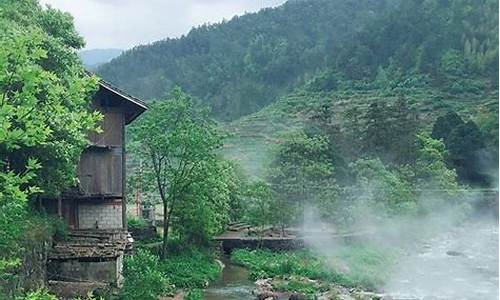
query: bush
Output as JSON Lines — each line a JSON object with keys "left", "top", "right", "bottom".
{"left": 122, "top": 249, "right": 169, "bottom": 300}
{"left": 16, "top": 290, "right": 57, "bottom": 300}
{"left": 161, "top": 249, "right": 221, "bottom": 289}
{"left": 184, "top": 289, "right": 203, "bottom": 300}
{"left": 127, "top": 217, "right": 148, "bottom": 229}
{"left": 121, "top": 248, "right": 222, "bottom": 300}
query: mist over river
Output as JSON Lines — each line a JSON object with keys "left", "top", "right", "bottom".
{"left": 384, "top": 219, "right": 499, "bottom": 300}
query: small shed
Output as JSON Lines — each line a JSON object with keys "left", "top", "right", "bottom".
{"left": 44, "top": 79, "right": 146, "bottom": 298}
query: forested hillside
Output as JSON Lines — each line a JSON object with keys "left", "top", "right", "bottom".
{"left": 97, "top": 0, "right": 395, "bottom": 120}
{"left": 98, "top": 0, "right": 498, "bottom": 122}
{"left": 222, "top": 0, "right": 499, "bottom": 188}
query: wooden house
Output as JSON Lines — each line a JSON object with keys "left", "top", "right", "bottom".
{"left": 51, "top": 80, "right": 146, "bottom": 230}
{"left": 45, "top": 79, "right": 146, "bottom": 298}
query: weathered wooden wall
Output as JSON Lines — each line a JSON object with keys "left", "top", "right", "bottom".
{"left": 77, "top": 98, "right": 124, "bottom": 197}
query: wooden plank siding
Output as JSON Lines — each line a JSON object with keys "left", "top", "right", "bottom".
{"left": 78, "top": 147, "right": 123, "bottom": 196}
{"left": 77, "top": 97, "right": 125, "bottom": 197}
{"left": 88, "top": 111, "right": 124, "bottom": 147}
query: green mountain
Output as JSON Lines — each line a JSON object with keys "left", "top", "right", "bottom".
{"left": 97, "top": 0, "right": 395, "bottom": 120}
{"left": 97, "top": 0, "right": 497, "bottom": 120}
{"left": 97, "top": 0, "right": 498, "bottom": 178}
{"left": 224, "top": 82, "right": 498, "bottom": 179}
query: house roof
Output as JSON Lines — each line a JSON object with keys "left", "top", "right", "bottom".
{"left": 85, "top": 71, "right": 147, "bottom": 124}
{"left": 97, "top": 79, "right": 148, "bottom": 124}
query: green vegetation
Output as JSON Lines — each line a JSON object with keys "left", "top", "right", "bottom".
{"left": 0, "top": 0, "right": 99, "bottom": 297}
{"left": 126, "top": 216, "right": 148, "bottom": 230}
{"left": 98, "top": 0, "right": 497, "bottom": 122}
{"left": 98, "top": 0, "right": 390, "bottom": 120}
{"left": 0, "top": 0, "right": 497, "bottom": 298}
{"left": 128, "top": 88, "right": 242, "bottom": 257}
{"left": 231, "top": 246, "right": 395, "bottom": 291}
{"left": 122, "top": 249, "right": 169, "bottom": 300}
{"left": 122, "top": 248, "right": 221, "bottom": 300}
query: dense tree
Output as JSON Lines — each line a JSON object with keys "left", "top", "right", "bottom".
{"left": 349, "top": 158, "right": 416, "bottom": 217}
{"left": 414, "top": 132, "right": 460, "bottom": 195}
{"left": 97, "top": 0, "right": 393, "bottom": 120}
{"left": 174, "top": 160, "right": 239, "bottom": 245}
{"left": 431, "top": 112, "right": 464, "bottom": 141}
{"left": 98, "top": 0, "right": 497, "bottom": 122}
{"left": 338, "top": 0, "right": 498, "bottom": 87}
{"left": 432, "top": 111, "right": 491, "bottom": 185}
{"left": 268, "top": 131, "right": 337, "bottom": 233}
{"left": 242, "top": 181, "right": 275, "bottom": 234}
{"left": 129, "top": 88, "right": 230, "bottom": 257}
{"left": 361, "top": 98, "right": 419, "bottom": 165}
{"left": 0, "top": 0, "right": 99, "bottom": 290}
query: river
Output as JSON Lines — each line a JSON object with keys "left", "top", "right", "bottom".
{"left": 204, "top": 257, "right": 255, "bottom": 300}
{"left": 384, "top": 219, "right": 499, "bottom": 300}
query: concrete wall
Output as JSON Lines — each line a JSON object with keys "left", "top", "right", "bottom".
{"left": 48, "top": 259, "right": 118, "bottom": 283}
{"left": 78, "top": 203, "right": 122, "bottom": 229}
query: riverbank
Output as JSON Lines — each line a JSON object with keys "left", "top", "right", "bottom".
{"left": 228, "top": 244, "right": 395, "bottom": 300}
{"left": 123, "top": 219, "right": 498, "bottom": 300}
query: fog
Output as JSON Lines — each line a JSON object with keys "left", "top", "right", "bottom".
{"left": 301, "top": 191, "right": 499, "bottom": 300}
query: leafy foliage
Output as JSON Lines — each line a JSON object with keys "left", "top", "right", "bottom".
{"left": 122, "top": 248, "right": 221, "bottom": 300}
{"left": 97, "top": 0, "right": 392, "bottom": 120}
{"left": 242, "top": 181, "right": 275, "bottom": 231}
{"left": 122, "top": 249, "right": 169, "bottom": 300}
{"left": 0, "top": 1, "right": 98, "bottom": 296}
{"left": 129, "top": 88, "right": 234, "bottom": 255}
{"left": 268, "top": 130, "right": 337, "bottom": 231}
{"left": 160, "top": 249, "right": 221, "bottom": 290}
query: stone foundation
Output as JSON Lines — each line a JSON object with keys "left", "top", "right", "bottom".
{"left": 47, "top": 230, "right": 131, "bottom": 298}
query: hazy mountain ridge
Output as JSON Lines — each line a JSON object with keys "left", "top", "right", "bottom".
{"left": 97, "top": 0, "right": 395, "bottom": 120}
{"left": 79, "top": 48, "right": 123, "bottom": 69}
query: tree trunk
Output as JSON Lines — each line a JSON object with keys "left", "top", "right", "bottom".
{"left": 161, "top": 203, "right": 169, "bottom": 259}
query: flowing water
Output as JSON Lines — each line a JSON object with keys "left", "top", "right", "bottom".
{"left": 384, "top": 219, "right": 499, "bottom": 300}
{"left": 204, "top": 257, "right": 255, "bottom": 300}
{"left": 204, "top": 220, "right": 498, "bottom": 300}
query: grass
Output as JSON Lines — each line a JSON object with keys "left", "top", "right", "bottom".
{"left": 273, "top": 278, "right": 330, "bottom": 299}
{"left": 122, "top": 246, "right": 222, "bottom": 300}
{"left": 161, "top": 249, "right": 221, "bottom": 290}
{"left": 231, "top": 243, "right": 397, "bottom": 291}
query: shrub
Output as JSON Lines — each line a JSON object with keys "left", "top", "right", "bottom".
{"left": 122, "top": 249, "right": 169, "bottom": 300}
{"left": 127, "top": 217, "right": 148, "bottom": 230}
{"left": 16, "top": 289, "right": 57, "bottom": 300}
{"left": 184, "top": 289, "right": 203, "bottom": 300}
{"left": 161, "top": 249, "right": 221, "bottom": 289}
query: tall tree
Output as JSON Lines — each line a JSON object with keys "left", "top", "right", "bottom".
{"left": 268, "top": 131, "right": 336, "bottom": 234}
{"left": 362, "top": 98, "right": 418, "bottom": 165}
{"left": 0, "top": 0, "right": 99, "bottom": 294}
{"left": 432, "top": 112, "right": 490, "bottom": 185}
{"left": 129, "top": 88, "right": 223, "bottom": 258}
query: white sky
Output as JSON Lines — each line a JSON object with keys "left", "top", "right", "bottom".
{"left": 39, "top": 0, "right": 286, "bottom": 50}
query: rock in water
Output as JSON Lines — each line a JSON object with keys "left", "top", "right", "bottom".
{"left": 446, "top": 250, "right": 465, "bottom": 257}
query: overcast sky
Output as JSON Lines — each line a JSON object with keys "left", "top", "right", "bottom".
{"left": 39, "top": 0, "right": 286, "bottom": 50}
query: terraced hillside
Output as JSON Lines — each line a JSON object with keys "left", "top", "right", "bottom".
{"left": 222, "top": 85, "right": 498, "bottom": 179}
